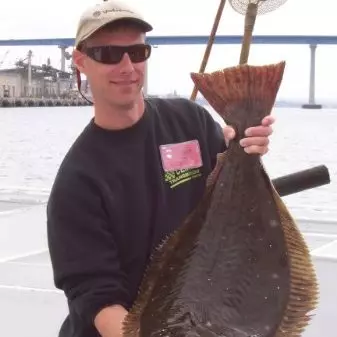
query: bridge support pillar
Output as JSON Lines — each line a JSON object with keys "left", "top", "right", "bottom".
{"left": 302, "top": 44, "right": 322, "bottom": 109}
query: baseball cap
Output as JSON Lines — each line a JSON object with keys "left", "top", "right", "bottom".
{"left": 74, "top": 0, "right": 153, "bottom": 48}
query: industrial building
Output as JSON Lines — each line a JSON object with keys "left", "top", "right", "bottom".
{"left": 0, "top": 50, "right": 78, "bottom": 99}
{"left": 0, "top": 68, "right": 73, "bottom": 98}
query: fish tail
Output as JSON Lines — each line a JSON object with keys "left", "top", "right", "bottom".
{"left": 190, "top": 62, "right": 285, "bottom": 138}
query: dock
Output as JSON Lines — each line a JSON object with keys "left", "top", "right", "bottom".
{"left": 0, "top": 97, "right": 91, "bottom": 107}
{"left": 1, "top": 190, "right": 337, "bottom": 337}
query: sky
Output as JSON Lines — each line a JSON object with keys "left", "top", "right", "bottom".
{"left": 1, "top": 0, "right": 337, "bottom": 101}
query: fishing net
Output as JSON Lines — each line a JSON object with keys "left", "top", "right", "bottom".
{"left": 229, "top": 0, "right": 288, "bottom": 15}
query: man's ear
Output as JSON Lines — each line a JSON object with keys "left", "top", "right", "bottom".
{"left": 72, "top": 49, "right": 87, "bottom": 75}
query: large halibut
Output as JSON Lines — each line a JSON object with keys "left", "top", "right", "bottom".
{"left": 122, "top": 61, "right": 319, "bottom": 337}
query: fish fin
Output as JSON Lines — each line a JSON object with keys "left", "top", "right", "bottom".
{"left": 122, "top": 226, "right": 185, "bottom": 336}
{"left": 260, "top": 164, "right": 319, "bottom": 336}
{"left": 123, "top": 181, "right": 216, "bottom": 336}
{"left": 273, "top": 189, "right": 319, "bottom": 336}
{"left": 122, "top": 234, "right": 170, "bottom": 336}
{"left": 206, "top": 151, "right": 227, "bottom": 188}
{"left": 123, "top": 185, "right": 214, "bottom": 336}
{"left": 190, "top": 62, "right": 285, "bottom": 137}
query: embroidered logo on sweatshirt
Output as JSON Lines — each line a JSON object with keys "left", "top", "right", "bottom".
{"left": 159, "top": 140, "right": 202, "bottom": 188}
{"left": 164, "top": 168, "right": 202, "bottom": 188}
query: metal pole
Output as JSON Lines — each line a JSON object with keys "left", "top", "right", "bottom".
{"left": 59, "top": 46, "right": 66, "bottom": 72}
{"left": 27, "top": 50, "right": 32, "bottom": 97}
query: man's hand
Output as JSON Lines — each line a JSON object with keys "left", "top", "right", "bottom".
{"left": 223, "top": 116, "right": 275, "bottom": 156}
{"left": 94, "top": 304, "right": 128, "bottom": 337}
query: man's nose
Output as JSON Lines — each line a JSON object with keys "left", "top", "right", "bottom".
{"left": 118, "top": 53, "right": 135, "bottom": 72}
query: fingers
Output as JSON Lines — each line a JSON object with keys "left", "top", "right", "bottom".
{"left": 224, "top": 116, "right": 275, "bottom": 139}
{"left": 245, "top": 115, "right": 275, "bottom": 136}
{"left": 240, "top": 136, "right": 269, "bottom": 148}
{"left": 240, "top": 137, "right": 269, "bottom": 154}
{"left": 243, "top": 145, "right": 269, "bottom": 155}
{"left": 223, "top": 126, "right": 235, "bottom": 141}
{"left": 223, "top": 126, "right": 235, "bottom": 147}
{"left": 245, "top": 125, "right": 273, "bottom": 137}
{"left": 261, "top": 115, "right": 275, "bottom": 126}
{"left": 223, "top": 116, "right": 274, "bottom": 156}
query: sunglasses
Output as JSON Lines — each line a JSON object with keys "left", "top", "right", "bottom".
{"left": 81, "top": 43, "right": 152, "bottom": 65}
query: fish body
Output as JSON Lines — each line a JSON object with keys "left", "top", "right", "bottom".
{"left": 123, "top": 62, "right": 318, "bottom": 337}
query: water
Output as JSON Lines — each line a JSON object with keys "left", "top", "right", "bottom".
{"left": 0, "top": 105, "right": 336, "bottom": 221}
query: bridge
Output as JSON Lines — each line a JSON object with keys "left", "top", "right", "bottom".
{"left": 1, "top": 34, "right": 336, "bottom": 108}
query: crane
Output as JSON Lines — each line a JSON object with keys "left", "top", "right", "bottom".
{"left": 0, "top": 50, "right": 10, "bottom": 68}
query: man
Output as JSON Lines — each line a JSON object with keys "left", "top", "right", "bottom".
{"left": 47, "top": 1, "right": 274, "bottom": 336}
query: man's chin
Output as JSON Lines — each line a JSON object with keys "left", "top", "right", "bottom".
{"left": 104, "top": 86, "right": 143, "bottom": 108}
{"left": 109, "top": 97, "right": 137, "bottom": 110}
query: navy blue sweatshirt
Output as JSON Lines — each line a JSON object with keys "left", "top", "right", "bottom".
{"left": 47, "top": 98, "right": 226, "bottom": 337}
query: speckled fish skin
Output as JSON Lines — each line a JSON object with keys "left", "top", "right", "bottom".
{"left": 122, "top": 62, "right": 319, "bottom": 337}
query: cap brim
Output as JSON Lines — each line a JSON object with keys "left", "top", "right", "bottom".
{"left": 116, "top": 17, "right": 153, "bottom": 32}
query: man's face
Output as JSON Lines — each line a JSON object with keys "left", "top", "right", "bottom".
{"left": 73, "top": 25, "right": 149, "bottom": 110}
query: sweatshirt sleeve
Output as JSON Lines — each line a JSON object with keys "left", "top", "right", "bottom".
{"left": 46, "top": 167, "right": 130, "bottom": 326}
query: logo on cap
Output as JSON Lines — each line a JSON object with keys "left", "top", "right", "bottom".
{"left": 103, "top": 8, "right": 134, "bottom": 14}
{"left": 92, "top": 8, "right": 134, "bottom": 18}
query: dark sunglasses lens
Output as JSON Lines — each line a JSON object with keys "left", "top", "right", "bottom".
{"left": 85, "top": 47, "right": 121, "bottom": 64}
{"left": 85, "top": 44, "right": 151, "bottom": 64}
{"left": 128, "top": 45, "right": 151, "bottom": 63}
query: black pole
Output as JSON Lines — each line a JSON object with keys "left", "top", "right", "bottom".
{"left": 271, "top": 165, "right": 330, "bottom": 197}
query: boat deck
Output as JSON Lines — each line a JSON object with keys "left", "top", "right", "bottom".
{"left": 1, "top": 197, "right": 337, "bottom": 337}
